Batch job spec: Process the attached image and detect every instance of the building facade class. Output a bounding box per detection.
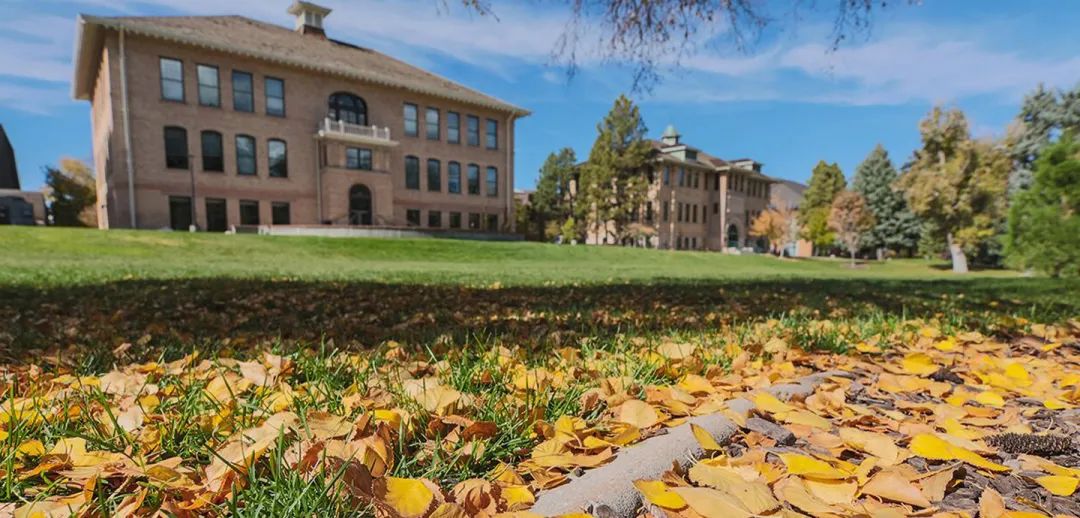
[0,124,17,190]
[585,126,775,252]
[72,2,528,232]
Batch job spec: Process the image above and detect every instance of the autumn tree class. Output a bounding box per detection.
[578,95,652,244]
[532,147,578,240]
[750,207,794,256]
[43,158,97,227]
[828,191,875,267]
[800,161,846,254]
[852,145,920,259]
[896,107,1010,273]
[1005,133,1080,277]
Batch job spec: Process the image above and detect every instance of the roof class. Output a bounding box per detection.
[71,14,530,116]
[648,139,773,180]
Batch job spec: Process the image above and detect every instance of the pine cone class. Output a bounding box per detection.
[986,433,1074,456]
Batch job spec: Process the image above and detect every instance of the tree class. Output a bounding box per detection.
[43,158,97,227]
[1005,133,1080,277]
[1006,84,1080,196]
[896,107,1010,273]
[828,191,875,266]
[578,95,653,244]
[532,148,578,240]
[750,207,794,256]
[800,161,846,253]
[851,145,920,258]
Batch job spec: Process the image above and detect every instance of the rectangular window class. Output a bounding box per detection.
[663,167,670,186]
[714,175,720,191]
[428,210,442,228]
[468,212,480,230]
[486,166,498,197]
[467,164,480,194]
[236,135,256,175]
[449,212,462,229]
[427,159,441,192]
[405,156,420,190]
[713,202,719,214]
[346,148,372,170]
[646,202,653,222]
[404,103,418,137]
[406,209,421,226]
[232,71,254,112]
[206,198,227,232]
[678,168,685,187]
[677,202,683,222]
[692,204,698,223]
[426,108,440,140]
[197,65,219,107]
[160,58,184,102]
[693,172,700,189]
[662,201,669,222]
[447,112,460,143]
[466,115,480,146]
[702,205,706,223]
[164,127,188,169]
[239,200,259,225]
[201,131,223,172]
[268,139,287,178]
[485,119,498,149]
[169,196,192,230]
[265,77,285,117]
[486,214,498,231]
[448,162,461,194]
[272,202,290,225]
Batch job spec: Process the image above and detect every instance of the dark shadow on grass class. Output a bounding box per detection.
[1,277,1077,365]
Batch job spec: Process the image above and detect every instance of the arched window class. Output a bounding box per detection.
[328,92,367,125]
[727,224,740,248]
[349,184,372,226]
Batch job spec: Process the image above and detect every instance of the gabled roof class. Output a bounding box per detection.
[72,15,530,116]
[649,138,773,181]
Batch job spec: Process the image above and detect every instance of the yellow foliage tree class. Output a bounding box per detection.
[750,207,794,256]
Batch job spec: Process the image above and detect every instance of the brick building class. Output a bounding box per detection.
[72,2,528,232]
[584,125,775,251]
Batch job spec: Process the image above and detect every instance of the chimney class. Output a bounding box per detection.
[288,1,332,38]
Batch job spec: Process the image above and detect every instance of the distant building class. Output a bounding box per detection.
[72,2,528,232]
[0,190,46,225]
[769,179,812,257]
[581,125,775,252]
[0,124,17,190]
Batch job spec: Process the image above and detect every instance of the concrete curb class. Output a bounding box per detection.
[529,370,850,517]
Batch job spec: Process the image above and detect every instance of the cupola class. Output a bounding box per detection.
[288,1,332,37]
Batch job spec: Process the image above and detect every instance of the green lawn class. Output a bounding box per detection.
[0,226,1022,286]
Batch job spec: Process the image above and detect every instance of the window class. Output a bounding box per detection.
[405,156,420,190]
[448,162,461,194]
[692,204,698,223]
[693,172,700,189]
[662,201,669,222]
[427,159,441,192]
[328,92,366,125]
[485,119,498,149]
[406,209,421,226]
[197,65,219,107]
[236,135,256,175]
[347,148,372,170]
[677,202,683,222]
[678,168,685,187]
[160,58,184,102]
[486,214,498,231]
[428,210,442,228]
[206,198,227,232]
[265,77,285,117]
[240,200,259,225]
[449,212,462,229]
[164,127,188,169]
[447,112,460,143]
[169,196,192,230]
[486,167,498,197]
[426,108,440,140]
[268,139,287,178]
[646,202,653,222]
[201,131,223,172]
[232,71,254,112]
[272,202,290,225]
[466,115,480,146]
[468,212,481,230]
[663,167,671,186]
[713,203,719,214]
[467,164,480,194]
[403,103,418,137]
[702,205,706,223]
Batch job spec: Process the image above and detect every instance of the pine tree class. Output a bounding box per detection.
[532,148,577,240]
[800,160,846,253]
[1007,83,1080,196]
[579,95,653,244]
[852,145,920,258]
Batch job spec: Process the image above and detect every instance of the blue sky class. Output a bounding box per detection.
[2,1,1080,193]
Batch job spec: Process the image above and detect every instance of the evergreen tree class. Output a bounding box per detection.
[800,160,846,253]
[532,148,577,240]
[852,145,920,258]
[897,107,1010,273]
[1005,133,1080,277]
[579,95,652,244]
[1007,83,1080,195]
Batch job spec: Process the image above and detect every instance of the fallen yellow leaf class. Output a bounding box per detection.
[1034,475,1078,496]
[633,480,686,510]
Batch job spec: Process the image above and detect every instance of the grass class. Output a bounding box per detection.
[2,226,1078,514]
